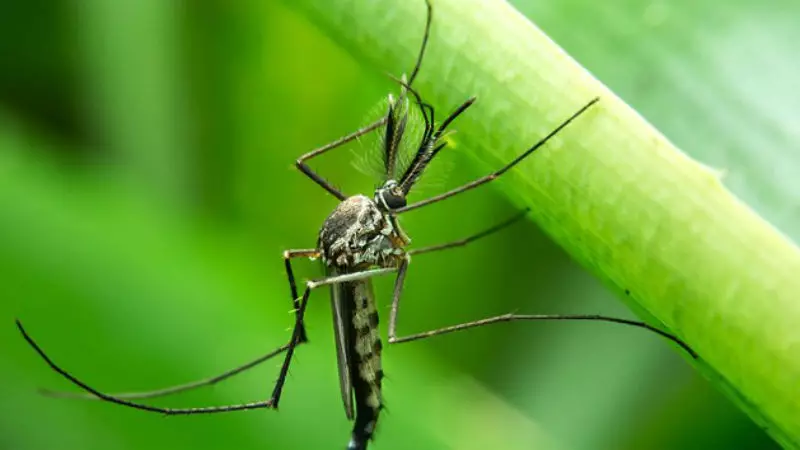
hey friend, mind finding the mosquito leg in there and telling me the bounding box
[269,267,399,409]
[297,118,387,200]
[407,0,432,85]
[408,208,529,257]
[389,208,530,343]
[284,249,321,343]
[41,343,292,401]
[388,313,697,359]
[41,248,325,401]
[297,0,432,200]
[16,320,278,415]
[17,265,387,414]
[393,97,601,214]
[388,207,527,336]
[387,258,410,341]
[18,263,399,413]
[388,210,528,341]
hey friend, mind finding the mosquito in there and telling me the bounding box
[16,1,697,449]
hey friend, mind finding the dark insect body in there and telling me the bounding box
[16,1,697,449]
[319,194,405,447]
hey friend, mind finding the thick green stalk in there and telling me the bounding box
[287,0,800,447]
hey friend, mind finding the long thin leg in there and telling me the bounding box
[297,0,430,200]
[387,313,697,358]
[296,118,387,201]
[407,0,432,85]
[17,320,276,415]
[41,248,323,402]
[389,210,528,339]
[394,97,601,214]
[388,209,695,357]
[388,258,410,341]
[41,343,291,401]
[269,267,399,408]
[17,269,400,415]
[408,208,529,257]
[284,249,320,343]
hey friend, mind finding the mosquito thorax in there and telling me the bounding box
[318,195,407,269]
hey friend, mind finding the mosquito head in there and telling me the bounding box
[374,180,407,211]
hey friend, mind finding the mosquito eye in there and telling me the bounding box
[383,192,406,209]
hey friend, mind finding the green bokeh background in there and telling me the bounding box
[1,1,794,449]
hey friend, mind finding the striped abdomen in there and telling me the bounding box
[346,280,383,450]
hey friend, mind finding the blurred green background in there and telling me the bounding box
[1,0,795,449]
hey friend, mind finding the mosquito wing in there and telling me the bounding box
[329,267,354,420]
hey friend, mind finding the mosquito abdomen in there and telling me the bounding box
[347,280,383,449]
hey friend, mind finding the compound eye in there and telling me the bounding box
[383,191,406,209]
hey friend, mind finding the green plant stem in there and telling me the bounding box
[286,0,800,447]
